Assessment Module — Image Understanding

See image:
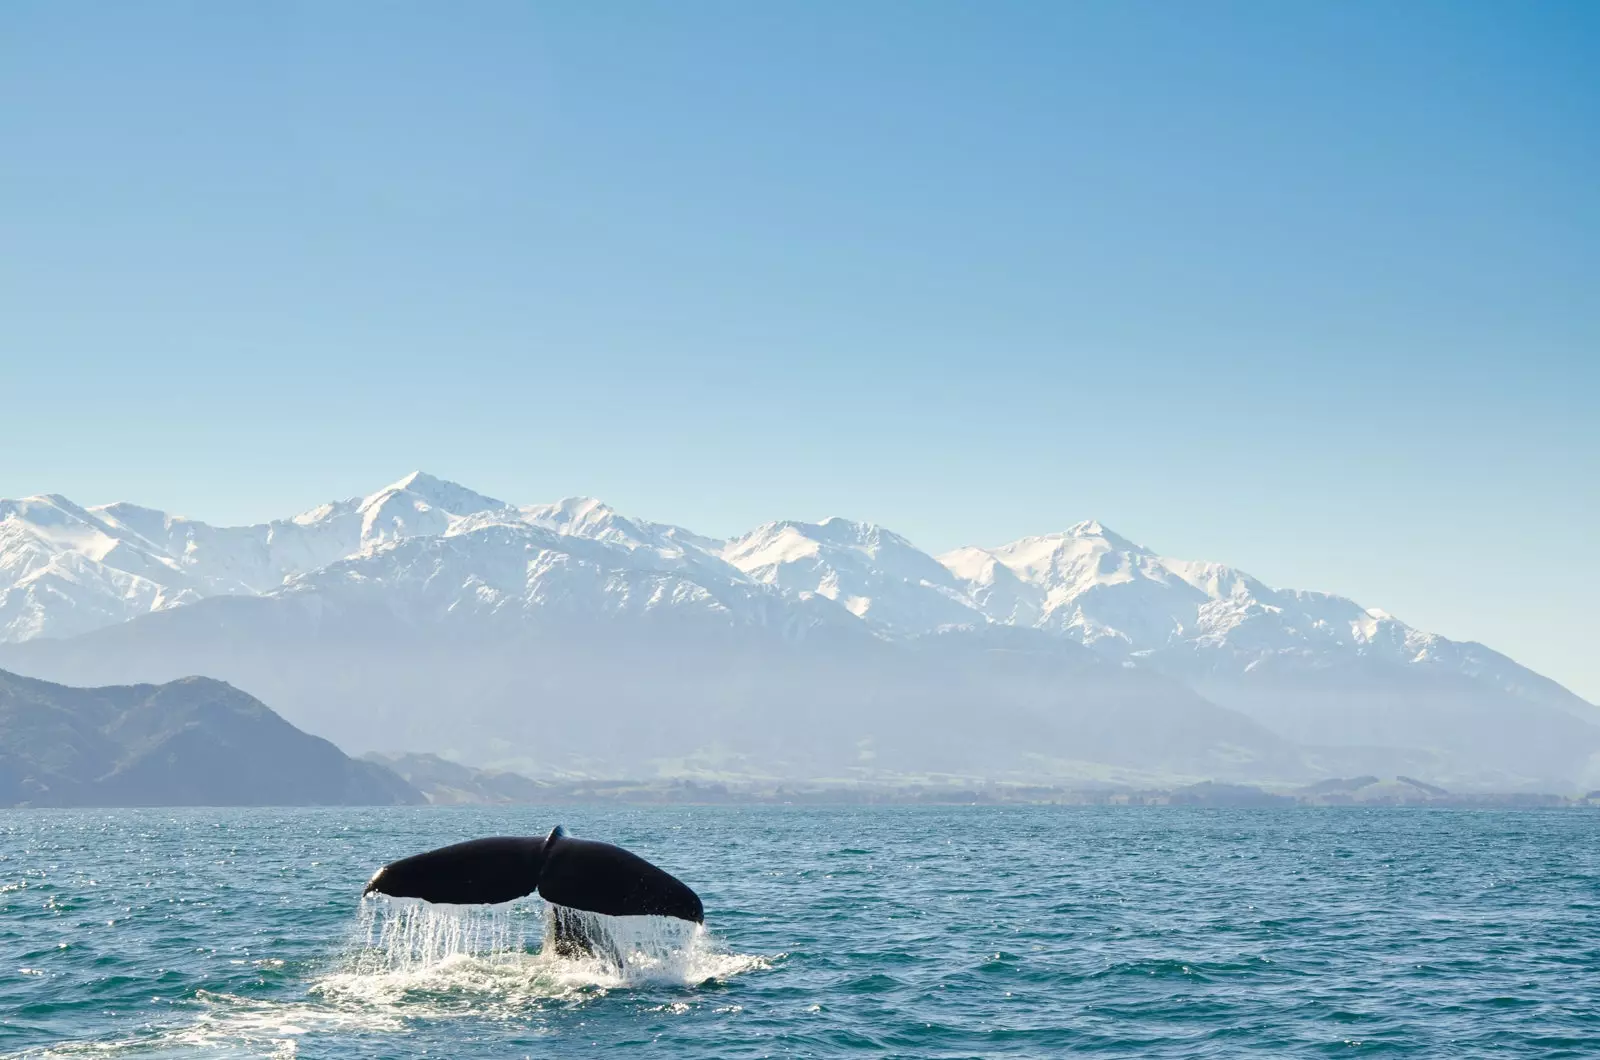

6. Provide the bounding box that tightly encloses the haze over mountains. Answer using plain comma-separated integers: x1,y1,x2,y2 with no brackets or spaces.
2,473,1595,791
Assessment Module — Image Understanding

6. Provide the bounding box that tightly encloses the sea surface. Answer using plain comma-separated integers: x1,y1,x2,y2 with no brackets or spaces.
2,806,1597,1058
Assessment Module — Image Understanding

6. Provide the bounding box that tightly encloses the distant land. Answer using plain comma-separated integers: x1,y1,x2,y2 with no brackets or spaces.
366,753,1600,810
3,472,1598,793
3,669,1595,810
366,751,556,805
0,669,422,807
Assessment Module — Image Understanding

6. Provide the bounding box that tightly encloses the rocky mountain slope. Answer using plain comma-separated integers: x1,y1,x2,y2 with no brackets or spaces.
0,669,422,807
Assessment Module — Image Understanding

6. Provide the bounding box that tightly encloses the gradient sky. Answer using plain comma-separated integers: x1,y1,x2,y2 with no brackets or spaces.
2,2,1596,698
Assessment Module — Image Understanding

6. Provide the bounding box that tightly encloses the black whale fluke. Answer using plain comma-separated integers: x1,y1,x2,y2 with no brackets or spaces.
362,835,547,906
363,825,704,924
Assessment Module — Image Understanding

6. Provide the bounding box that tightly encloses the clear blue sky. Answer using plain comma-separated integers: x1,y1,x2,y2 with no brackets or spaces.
1,2,1596,698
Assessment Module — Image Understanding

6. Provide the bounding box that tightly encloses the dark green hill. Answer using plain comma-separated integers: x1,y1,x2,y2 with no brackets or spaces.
0,669,423,807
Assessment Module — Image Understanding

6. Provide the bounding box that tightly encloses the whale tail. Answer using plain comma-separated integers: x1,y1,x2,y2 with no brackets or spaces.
363,825,704,924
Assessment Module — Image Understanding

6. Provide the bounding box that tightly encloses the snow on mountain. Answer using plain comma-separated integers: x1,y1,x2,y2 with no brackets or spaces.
3,473,1588,715
89,499,359,597
938,546,1041,627
2,471,1597,787
937,519,1593,717
0,472,531,641
510,496,743,585
0,473,866,646
355,471,509,547
274,518,853,637
3,470,1595,787
721,517,982,632
519,496,720,552
938,520,1600,771
0,494,205,642
941,521,1219,649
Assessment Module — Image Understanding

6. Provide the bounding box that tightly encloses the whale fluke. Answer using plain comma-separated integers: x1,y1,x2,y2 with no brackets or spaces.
363,835,544,906
537,832,703,922
363,825,704,924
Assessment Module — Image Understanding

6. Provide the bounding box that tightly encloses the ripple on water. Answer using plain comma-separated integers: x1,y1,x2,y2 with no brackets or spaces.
4,806,1600,1058
8,900,769,1059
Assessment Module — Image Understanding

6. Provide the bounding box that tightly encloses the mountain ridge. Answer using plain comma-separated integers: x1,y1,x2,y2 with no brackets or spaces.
2,472,1594,790
0,668,422,807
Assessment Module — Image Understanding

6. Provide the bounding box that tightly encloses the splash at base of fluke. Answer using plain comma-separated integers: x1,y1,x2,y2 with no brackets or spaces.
350,896,532,975
543,903,702,972
351,896,710,981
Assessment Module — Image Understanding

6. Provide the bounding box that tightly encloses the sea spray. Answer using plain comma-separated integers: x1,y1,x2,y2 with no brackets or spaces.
348,896,533,975
319,897,766,1006
544,904,705,977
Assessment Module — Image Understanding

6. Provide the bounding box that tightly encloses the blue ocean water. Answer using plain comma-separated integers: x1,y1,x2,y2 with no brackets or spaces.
2,806,1598,1058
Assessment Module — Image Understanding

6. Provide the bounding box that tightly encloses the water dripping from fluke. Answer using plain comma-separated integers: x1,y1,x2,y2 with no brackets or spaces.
543,903,705,977
321,896,766,1003
349,895,533,975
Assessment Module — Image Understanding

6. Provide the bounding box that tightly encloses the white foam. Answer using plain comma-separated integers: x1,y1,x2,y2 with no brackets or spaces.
319,898,763,1000
9,900,767,1059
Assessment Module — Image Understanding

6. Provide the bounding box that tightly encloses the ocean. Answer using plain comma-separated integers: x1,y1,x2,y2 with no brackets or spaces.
2,805,1597,1058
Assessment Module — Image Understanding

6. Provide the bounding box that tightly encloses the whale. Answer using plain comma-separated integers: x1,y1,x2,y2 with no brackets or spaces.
363,825,703,955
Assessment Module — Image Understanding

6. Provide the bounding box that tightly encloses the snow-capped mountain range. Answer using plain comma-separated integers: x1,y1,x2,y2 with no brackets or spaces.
0,471,1573,698
2,472,1595,788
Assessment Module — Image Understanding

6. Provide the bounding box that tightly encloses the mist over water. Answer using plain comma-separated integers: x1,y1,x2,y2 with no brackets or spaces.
3,805,1599,1058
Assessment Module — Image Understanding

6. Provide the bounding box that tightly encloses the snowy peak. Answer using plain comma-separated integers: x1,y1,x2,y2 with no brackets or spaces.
356,472,511,548
524,496,616,534
1,494,183,581
935,522,1578,719
721,521,822,571
725,518,951,584
358,488,452,547
811,516,911,552
514,497,731,579
1065,519,1145,552
967,520,1151,585
90,501,181,546
522,496,659,548
942,523,1315,650
0,494,201,642
377,472,507,516
0,472,524,640
723,518,978,630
